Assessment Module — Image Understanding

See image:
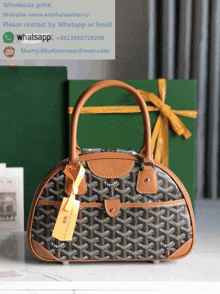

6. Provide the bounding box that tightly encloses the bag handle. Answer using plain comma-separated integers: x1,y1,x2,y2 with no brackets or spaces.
69,80,153,166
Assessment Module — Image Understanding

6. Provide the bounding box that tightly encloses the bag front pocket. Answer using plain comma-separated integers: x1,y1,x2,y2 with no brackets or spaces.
32,198,192,261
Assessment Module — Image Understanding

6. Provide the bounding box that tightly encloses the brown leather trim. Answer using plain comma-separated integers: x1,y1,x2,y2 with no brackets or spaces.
87,159,135,179
166,238,193,260
31,240,60,262
104,199,120,217
65,176,73,195
79,152,142,162
64,165,87,195
37,198,185,209
136,165,158,194
27,157,194,262
64,175,87,195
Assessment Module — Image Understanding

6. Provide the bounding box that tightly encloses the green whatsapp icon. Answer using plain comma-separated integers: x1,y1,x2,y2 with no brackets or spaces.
3,32,14,43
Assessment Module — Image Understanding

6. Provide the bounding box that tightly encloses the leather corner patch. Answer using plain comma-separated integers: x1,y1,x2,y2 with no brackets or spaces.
64,165,87,195
104,199,120,217
136,165,158,194
87,159,135,179
167,238,193,260
32,239,59,261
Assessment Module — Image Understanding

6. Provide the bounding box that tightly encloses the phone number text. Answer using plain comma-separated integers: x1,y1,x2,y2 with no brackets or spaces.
57,35,105,41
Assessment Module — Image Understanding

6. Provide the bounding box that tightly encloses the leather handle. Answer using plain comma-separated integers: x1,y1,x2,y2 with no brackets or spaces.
69,80,153,165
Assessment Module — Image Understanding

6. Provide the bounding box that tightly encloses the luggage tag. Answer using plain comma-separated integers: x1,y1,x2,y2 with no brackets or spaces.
52,165,85,241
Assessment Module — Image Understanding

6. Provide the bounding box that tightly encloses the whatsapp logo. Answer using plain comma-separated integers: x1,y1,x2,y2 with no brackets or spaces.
3,32,14,43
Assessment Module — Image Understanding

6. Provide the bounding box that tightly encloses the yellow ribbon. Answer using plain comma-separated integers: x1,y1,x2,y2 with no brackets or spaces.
68,80,197,167
68,105,157,114
137,79,197,166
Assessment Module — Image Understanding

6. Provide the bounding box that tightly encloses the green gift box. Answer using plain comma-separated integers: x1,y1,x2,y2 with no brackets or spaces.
68,79,196,206
0,66,68,227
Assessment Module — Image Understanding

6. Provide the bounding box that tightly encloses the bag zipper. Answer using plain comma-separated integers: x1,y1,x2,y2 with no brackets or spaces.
82,148,137,155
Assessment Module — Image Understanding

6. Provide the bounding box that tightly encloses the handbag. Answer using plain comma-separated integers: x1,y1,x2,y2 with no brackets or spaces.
27,80,195,263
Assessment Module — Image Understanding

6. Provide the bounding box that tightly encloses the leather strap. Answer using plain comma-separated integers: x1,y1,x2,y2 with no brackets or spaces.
69,80,153,165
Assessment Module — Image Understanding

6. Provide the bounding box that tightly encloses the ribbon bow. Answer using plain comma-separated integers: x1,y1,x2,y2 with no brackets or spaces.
137,79,197,167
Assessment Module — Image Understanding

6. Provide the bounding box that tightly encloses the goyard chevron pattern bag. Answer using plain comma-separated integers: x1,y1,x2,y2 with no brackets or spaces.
27,80,195,263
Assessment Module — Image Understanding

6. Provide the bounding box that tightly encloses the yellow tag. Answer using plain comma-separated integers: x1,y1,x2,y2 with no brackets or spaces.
65,194,77,212
52,164,85,241
52,197,80,241
64,165,85,212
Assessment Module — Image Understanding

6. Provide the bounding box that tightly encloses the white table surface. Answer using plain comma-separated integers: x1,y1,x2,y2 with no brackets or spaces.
0,199,219,291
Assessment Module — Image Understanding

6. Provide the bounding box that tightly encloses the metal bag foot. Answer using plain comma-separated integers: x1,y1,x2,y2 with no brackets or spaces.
62,261,69,265
153,260,160,264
